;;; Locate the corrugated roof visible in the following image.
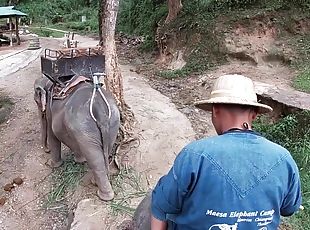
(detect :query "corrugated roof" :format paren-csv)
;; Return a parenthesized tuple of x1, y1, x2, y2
(0, 6, 27, 18)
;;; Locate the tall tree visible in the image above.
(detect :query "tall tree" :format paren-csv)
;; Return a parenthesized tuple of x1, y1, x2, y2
(98, 0, 105, 46)
(165, 0, 182, 23)
(100, 0, 134, 155)
(101, 0, 123, 107)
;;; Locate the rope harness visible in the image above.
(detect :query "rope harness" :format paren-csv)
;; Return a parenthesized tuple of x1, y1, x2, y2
(47, 70, 111, 123)
(89, 69, 112, 122)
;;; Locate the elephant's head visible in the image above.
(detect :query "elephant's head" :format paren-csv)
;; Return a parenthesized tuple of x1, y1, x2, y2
(34, 86, 46, 113)
(34, 77, 50, 114)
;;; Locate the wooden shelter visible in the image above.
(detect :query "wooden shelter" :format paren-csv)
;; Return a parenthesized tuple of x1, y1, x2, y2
(0, 6, 27, 46)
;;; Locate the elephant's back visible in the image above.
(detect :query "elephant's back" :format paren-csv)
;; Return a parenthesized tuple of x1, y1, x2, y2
(58, 83, 101, 143)
(62, 82, 118, 128)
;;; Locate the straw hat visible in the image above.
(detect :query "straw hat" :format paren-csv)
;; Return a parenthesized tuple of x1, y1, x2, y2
(194, 74, 273, 114)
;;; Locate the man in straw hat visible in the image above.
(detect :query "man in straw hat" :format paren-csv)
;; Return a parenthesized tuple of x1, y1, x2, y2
(133, 74, 302, 230)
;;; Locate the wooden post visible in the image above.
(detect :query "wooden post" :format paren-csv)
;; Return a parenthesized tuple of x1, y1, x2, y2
(15, 17, 20, 45)
(9, 17, 13, 46)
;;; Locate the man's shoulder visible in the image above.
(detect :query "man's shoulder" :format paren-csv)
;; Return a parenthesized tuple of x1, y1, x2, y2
(258, 136, 294, 161)
(182, 135, 223, 155)
(184, 133, 293, 160)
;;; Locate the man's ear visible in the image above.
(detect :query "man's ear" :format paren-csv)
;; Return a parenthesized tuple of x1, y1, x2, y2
(212, 104, 220, 117)
(251, 110, 258, 120)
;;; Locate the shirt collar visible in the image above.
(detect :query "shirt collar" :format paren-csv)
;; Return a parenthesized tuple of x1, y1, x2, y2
(221, 128, 262, 137)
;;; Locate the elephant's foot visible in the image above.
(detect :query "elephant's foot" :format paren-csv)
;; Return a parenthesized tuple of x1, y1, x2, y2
(74, 155, 87, 164)
(52, 159, 63, 168)
(45, 159, 63, 168)
(97, 189, 114, 201)
(44, 147, 50, 153)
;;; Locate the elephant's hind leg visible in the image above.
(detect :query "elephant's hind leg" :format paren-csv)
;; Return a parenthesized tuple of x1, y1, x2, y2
(48, 123, 63, 168)
(80, 145, 114, 201)
(73, 152, 87, 163)
(49, 133, 63, 168)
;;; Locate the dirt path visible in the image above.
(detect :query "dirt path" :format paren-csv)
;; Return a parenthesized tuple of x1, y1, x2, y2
(122, 65, 196, 182)
(0, 37, 196, 230)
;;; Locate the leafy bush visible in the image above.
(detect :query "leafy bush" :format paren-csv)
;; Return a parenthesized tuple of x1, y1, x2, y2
(293, 68, 310, 93)
(29, 27, 64, 38)
(254, 111, 310, 229)
(118, 0, 168, 50)
(18, 0, 99, 27)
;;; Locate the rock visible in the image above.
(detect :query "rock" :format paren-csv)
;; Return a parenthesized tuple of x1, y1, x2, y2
(118, 220, 134, 230)
(254, 81, 310, 116)
(13, 177, 23, 185)
(4, 183, 14, 192)
(70, 199, 109, 230)
(0, 197, 6, 206)
(179, 107, 192, 115)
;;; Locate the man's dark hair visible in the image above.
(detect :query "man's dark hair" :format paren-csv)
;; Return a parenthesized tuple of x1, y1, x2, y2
(215, 103, 259, 113)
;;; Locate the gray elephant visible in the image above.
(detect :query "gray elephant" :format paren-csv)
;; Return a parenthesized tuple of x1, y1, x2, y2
(34, 77, 120, 201)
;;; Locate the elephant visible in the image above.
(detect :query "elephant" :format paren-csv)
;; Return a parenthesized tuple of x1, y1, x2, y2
(34, 76, 120, 201)
(132, 192, 175, 230)
(132, 192, 152, 230)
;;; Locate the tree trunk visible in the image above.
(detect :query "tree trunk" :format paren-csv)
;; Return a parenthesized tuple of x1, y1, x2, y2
(98, 0, 106, 46)
(165, 0, 182, 23)
(15, 16, 20, 45)
(102, 0, 123, 106)
(100, 0, 135, 163)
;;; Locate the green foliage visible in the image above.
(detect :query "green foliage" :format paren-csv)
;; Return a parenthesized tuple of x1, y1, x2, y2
(294, 68, 310, 93)
(108, 167, 147, 216)
(288, 35, 310, 93)
(182, 0, 310, 12)
(17, 0, 99, 33)
(253, 111, 310, 229)
(118, 0, 168, 50)
(0, 93, 14, 125)
(158, 69, 189, 79)
(45, 157, 86, 207)
(29, 27, 64, 38)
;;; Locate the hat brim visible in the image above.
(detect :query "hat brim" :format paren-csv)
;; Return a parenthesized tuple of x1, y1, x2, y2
(194, 97, 273, 114)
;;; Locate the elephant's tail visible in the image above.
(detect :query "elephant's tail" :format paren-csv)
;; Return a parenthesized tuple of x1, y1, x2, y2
(91, 89, 120, 175)
(96, 121, 110, 175)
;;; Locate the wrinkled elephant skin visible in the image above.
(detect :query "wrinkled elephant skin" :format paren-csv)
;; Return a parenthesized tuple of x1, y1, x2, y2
(133, 192, 152, 230)
(34, 77, 120, 201)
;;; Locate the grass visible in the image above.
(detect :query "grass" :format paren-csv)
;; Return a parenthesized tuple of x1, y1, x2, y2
(29, 27, 65, 38)
(108, 167, 147, 217)
(253, 111, 310, 230)
(0, 93, 14, 125)
(288, 35, 310, 93)
(293, 68, 310, 93)
(45, 156, 86, 207)
(44, 155, 147, 218)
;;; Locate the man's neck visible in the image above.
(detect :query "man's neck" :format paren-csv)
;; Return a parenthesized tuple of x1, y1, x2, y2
(221, 121, 252, 134)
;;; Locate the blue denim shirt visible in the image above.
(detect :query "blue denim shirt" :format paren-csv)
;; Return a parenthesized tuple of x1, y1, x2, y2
(151, 130, 302, 230)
